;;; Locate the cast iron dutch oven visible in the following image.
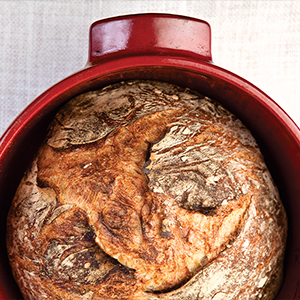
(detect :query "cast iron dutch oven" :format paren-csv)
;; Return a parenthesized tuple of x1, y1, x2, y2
(0, 13, 299, 299)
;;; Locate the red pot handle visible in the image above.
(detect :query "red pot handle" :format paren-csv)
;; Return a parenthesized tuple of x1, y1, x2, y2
(87, 13, 212, 66)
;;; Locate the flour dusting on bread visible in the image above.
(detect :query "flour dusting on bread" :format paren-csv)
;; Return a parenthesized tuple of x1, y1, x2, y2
(7, 80, 287, 300)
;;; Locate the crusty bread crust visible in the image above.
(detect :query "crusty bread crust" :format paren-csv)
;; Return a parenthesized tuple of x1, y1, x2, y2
(7, 81, 287, 299)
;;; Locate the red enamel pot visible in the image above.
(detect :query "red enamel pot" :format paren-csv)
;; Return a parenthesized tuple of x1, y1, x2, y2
(0, 13, 299, 299)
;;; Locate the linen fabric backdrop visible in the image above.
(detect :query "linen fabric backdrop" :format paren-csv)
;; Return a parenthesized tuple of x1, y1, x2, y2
(1, 0, 300, 137)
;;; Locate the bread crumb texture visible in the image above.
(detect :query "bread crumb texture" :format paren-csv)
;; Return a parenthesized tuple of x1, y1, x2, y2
(7, 81, 287, 300)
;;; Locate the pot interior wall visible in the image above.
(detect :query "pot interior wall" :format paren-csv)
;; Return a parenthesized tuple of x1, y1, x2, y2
(0, 66, 299, 299)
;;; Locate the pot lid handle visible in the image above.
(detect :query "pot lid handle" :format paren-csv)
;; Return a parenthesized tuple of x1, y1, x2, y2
(87, 13, 212, 66)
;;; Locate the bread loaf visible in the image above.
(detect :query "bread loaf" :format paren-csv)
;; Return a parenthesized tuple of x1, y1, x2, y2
(7, 80, 287, 299)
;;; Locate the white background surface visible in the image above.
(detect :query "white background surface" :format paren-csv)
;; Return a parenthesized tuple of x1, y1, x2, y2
(1, 0, 300, 138)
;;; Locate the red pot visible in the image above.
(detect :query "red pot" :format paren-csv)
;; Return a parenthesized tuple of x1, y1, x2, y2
(0, 13, 299, 299)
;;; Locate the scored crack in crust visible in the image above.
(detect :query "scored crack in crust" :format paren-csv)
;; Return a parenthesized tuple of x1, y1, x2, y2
(6, 80, 287, 300)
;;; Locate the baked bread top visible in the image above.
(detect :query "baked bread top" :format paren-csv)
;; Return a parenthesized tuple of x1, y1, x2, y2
(7, 80, 287, 300)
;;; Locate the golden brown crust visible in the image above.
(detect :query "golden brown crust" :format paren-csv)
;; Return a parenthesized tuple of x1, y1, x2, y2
(7, 80, 287, 299)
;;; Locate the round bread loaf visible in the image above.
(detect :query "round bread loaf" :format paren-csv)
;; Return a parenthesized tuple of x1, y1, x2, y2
(7, 80, 287, 300)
